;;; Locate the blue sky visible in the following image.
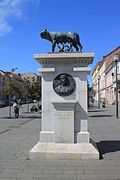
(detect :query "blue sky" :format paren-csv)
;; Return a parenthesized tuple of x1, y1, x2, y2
(0, 0, 120, 84)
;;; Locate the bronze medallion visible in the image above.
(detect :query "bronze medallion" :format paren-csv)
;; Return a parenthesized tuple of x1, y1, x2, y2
(53, 73, 76, 96)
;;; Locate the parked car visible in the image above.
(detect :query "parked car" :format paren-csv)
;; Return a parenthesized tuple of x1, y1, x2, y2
(2, 100, 9, 106)
(10, 100, 15, 106)
(0, 101, 4, 108)
(27, 99, 33, 104)
(0, 100, 8, 107)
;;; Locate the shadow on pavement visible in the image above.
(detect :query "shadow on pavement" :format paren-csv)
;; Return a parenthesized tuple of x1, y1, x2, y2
(88, 109, 107, 113)
(97, 140, 120, 159)
(0, 115, 41, 119)
(89, 114, 113, 118)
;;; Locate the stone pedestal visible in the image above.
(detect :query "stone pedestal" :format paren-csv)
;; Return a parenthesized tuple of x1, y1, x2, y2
(52, 101, 76, 143)
(29, 52, 99, 160)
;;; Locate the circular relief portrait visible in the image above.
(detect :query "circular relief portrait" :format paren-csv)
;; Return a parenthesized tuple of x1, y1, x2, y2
(53, 73, 76, 96)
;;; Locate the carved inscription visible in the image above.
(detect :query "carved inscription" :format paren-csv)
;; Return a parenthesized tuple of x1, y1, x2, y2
(56, 111, 73, 120)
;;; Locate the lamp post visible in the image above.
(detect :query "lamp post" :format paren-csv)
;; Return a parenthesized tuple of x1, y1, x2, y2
(114, 55, 120, 118)
(87, 82, 90, 109)
(0, 75, 3, 100)
(98, 75, 101, 109)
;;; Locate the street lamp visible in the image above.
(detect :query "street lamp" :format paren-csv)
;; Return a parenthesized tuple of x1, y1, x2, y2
(113, 55, 120, 118)
(87, 82, 90, 109)
(98, 75, 101, 109)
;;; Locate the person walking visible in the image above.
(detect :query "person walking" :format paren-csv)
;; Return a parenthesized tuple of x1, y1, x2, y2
(13, 101, 19, 118)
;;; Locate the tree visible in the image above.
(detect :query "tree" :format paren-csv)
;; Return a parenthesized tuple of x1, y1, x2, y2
(4, 77, 25, 98)
(4, 75, 27, 117)
(88, 85, 96, 107)
(4, 71, 41, 115)
(22, 76, 41, 112)
(23, 77, 41, 100)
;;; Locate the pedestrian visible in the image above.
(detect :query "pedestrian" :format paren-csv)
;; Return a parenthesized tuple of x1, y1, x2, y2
(13, 101, 19, 118)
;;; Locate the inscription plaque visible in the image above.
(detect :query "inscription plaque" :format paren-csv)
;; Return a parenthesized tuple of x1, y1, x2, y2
(56, 111, 72, 120)
(54, 111, 74, 143)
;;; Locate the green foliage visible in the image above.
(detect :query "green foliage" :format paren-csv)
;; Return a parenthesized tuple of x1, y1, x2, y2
(4, 74, 41, 101)
(4, 77, 27, 99)
(23, 77, 41, 101)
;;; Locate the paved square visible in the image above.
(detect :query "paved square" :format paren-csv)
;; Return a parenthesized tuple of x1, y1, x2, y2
(0, 104, 120, 179)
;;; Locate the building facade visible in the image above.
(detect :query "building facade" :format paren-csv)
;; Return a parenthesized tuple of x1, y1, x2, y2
(92, 62, 102, 103)
(21, 72, 38, 82)
(92, 46, 120, 105)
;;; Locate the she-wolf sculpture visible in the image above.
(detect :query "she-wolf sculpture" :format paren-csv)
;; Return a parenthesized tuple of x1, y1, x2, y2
(40, 29, 83, 52)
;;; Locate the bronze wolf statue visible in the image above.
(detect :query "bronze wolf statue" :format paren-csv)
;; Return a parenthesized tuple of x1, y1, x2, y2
(40, 29, 83, 52)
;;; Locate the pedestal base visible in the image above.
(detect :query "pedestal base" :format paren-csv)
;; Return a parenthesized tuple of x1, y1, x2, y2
(77, 132, 90, 143)
(29, 142, 99, 160)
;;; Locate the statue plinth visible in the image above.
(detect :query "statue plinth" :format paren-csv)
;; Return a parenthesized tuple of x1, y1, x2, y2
(34, 52, 94, 64)
(29, 52, 99, 160)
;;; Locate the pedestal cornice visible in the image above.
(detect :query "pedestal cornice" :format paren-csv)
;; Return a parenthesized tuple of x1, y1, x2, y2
(34, 52, 94, 65)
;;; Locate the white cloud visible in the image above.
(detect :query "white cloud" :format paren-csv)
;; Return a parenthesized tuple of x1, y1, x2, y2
(0, 0, 40, 36)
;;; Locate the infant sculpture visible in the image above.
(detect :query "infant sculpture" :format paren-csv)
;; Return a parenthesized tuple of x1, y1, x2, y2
(40, 29, 83, 52)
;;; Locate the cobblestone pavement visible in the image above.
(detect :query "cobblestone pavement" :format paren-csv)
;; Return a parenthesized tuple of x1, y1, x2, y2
(0, 104, 120, 180)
